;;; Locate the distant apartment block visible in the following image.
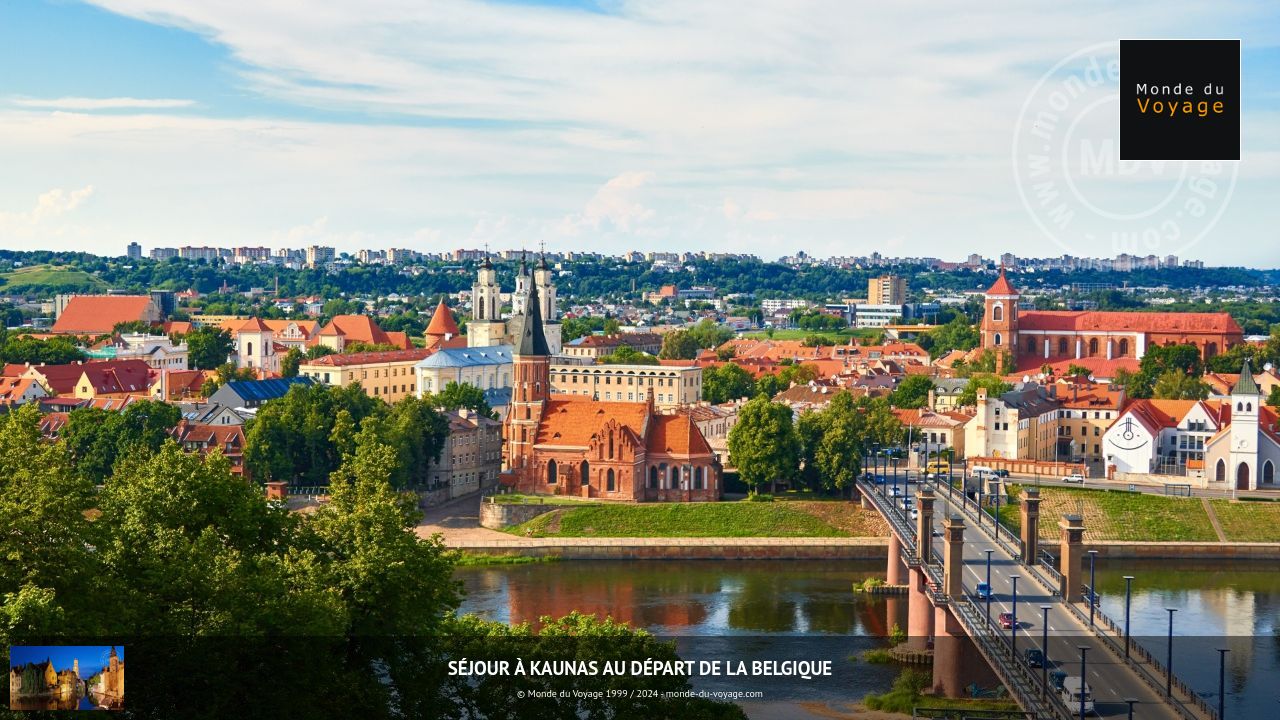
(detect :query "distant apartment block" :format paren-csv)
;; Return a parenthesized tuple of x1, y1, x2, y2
(150, 247, 179, 260)
(868, 275, 906, 305)
(126, 242, 142, 260)
(305, 245, 336, 268)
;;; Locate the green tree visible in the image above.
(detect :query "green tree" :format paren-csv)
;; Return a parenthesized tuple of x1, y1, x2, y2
(727, 396, 799, 495)
(280, 347, 304, 378)
(702, 363, 756, 404)
(1151, 369, 1210, 400)
(890, 375, 934, 409)
(0, 332, 87, 365)
(921, 315, 979, 359)
(432, 381, 497, 419)
(1268, 386, 1280, 408)
(956, 374, 1012, 407)
(185, 326, 235, 369)
(61, 400, 181, 484)
(358, 395, 451, 488)
(598, 345, 659, 365)
(244, 382, 384, 485)
(686, 318, 734, 349)
(658, 330, 700, 360)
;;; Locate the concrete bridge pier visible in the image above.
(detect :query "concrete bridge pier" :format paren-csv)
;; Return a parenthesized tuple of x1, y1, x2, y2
(1059, 513, 1085, 601)
(932, 604, 998, 697)
(886, 534, 904, 585)
(906, 568, 934, 649)
(1019, 486, 1040, 565)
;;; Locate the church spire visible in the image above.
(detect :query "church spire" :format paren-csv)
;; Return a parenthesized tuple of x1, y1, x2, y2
(1233, 358, 1261, 396)
(513, 283, 550, 356)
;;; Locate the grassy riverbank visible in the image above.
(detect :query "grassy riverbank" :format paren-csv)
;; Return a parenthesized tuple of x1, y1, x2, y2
(505, 500, 889, 538)
(995, 485, 1280, 542)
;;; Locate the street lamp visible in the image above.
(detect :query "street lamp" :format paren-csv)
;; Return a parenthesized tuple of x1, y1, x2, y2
(1217, 648, 1229, 720)
(1010, 575, 1020, 653)
(1087, 549, 1098, 628)
(1123, 575, 1135, 659)
(1124, 699, 1138, 720)
(1165, 608, 1178, 696)
(985, 549, 995, 619)
(1040, 605, 1051, 692)
(1077, 646, 1090, 720)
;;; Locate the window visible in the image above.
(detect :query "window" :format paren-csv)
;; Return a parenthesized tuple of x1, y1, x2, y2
(1118, 338, 1129, 356)
(994, 332, 1002, 346)
(648, 466, 659, 489)
(1088, 338, 1098, 356)
(547, 460, 558, 484)
(1058, 338, 1068, 356)
(580, 461, 590, 486)
(1027, 337, 1036, 353)
(992, 304, 1003, 322)
(607, 469, 616, 491)
(1215, 459, 1226, 483)
(1264, 461, 1275, 485)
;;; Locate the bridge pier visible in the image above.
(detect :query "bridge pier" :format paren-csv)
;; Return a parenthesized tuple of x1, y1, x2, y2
(932, 605, 998, 697)
(943, 514, 965, 599)
(886, 534, 904, 585)
(1059, 513, 1085, 601)
(906, 568, 934, 649)
(915, 488, 935, 562)
(1019, 486, 1040, 565)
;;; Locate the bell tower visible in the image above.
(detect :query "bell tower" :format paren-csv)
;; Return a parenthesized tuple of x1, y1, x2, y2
(533, 251, 562, 354)
(1229, 358, 1260, 490)
(505, 284, 551, 480)
(981, 266, 1020, 368)
(468, 254, 506, 348)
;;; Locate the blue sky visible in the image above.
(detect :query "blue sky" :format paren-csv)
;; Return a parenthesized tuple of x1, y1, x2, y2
(1, 1, 1278, 265)
(10, 645, 123, 678)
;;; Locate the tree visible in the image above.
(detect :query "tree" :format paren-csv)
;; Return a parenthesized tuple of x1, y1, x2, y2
(244, 382, 384, 485)
(702, 363, 756, 404)
(890, 375, 935, 409)
(61, 400, 181, 484)
(280, 347, 304, 378)
(956, 375, 1012, 407)
(1268, 386, 1280, 408)
(658, 330, 700, 360)
(1151, 369, 1210, 400)
(185, 326, 235, 369)
(0, 332, 86, 365)
(727, 396, 799, 494)
(801, 334, 835, 347)
(922, 316, 979, 359)
(433, 381, 497, 419)
(598, 345, 659, 365)
(1066, 364, 1091, 378)
(686, 318, 734, 350)
(344, 341, 401, 354)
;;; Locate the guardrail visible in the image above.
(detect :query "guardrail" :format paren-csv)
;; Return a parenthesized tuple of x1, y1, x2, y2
(286, 485, 329, 500)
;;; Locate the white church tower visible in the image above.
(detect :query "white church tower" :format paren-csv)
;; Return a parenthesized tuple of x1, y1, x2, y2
(533, 253, 562, 354)
(468, 255, 507, 348)
(1229, 359, 1261, 490)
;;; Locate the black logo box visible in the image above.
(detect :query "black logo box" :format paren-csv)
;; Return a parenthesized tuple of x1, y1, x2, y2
(1120, 39, 1240, 160)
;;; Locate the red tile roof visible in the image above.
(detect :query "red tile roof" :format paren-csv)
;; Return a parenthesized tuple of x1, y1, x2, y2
(536, 399, 650, 447)
(52, 295, 157, 335)
(648, 413, 713, 455)
(985, 268, 1019, 296)
(301, 348, 434, 367)
(20, 359, 153, 395)
(311, 314, 410, 349)
(425, 298, 461, 337)
(1012, 355, 1141, 379)
(1018, 310, 1242, 335)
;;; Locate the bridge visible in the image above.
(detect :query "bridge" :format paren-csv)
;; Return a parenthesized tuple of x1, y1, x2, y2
(855, 475, 1218, 720)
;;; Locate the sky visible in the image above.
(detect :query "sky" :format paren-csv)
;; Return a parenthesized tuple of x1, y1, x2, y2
(0, 1, 1278, 265)
(10, 645, 123, 678)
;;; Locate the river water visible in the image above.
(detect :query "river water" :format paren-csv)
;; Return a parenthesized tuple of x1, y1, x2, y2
(457, 558, 1279, 719)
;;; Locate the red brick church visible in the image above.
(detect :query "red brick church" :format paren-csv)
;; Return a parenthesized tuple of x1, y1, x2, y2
(981, 268, 1244, 374)
(502, 285, 721, 501)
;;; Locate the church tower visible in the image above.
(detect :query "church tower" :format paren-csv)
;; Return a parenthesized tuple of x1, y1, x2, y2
(505, 284, 551, 481)
(468, 255, 506, 348)
(511, 252, 532, 316)
(981, 267, 1020, 369)
(533, 253, 562, 354)
(1229, 358, 1260, 490)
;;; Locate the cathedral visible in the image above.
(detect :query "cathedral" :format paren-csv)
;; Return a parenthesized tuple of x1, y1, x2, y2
(980, 267, 1244, 373)
(469, 253, 562, 354)
(501, 284, 721, 501)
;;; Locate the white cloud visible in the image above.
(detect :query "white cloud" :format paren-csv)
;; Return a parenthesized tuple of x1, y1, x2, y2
(12, 97, 195, 110)
(0, 186, 95, 237)
(273, 216, 329, 244)
(560, 171, 656, 235)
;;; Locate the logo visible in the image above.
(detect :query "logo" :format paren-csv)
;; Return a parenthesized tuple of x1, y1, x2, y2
(1107, 417, 1148, 452)
(1120, 40, 1240, 160)
(1013, 42, 1237, 257)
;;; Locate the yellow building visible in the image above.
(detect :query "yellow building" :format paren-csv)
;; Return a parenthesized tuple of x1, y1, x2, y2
(550, 363, 702, 407)
(299, 348, 433, 403)
(1054, 380, 1126, 472)
(868, 275, 906, 305)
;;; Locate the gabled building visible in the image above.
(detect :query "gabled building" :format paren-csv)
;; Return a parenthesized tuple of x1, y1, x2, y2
(502, 285, 720, 501)
(309, 314, 412, 353)
(963, 383, 1062, 461)
(170, 421, 248, 476)
(14, 359, 153, 399)
(207, 376, 313, 409)
(0, 376, 47, 408)
(299, 348, 433, 403)
(51, 294, 163, 335)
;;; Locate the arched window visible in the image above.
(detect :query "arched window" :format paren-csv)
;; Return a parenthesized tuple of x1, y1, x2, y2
(1215, 459, 1226, 482)
(246, 341, 254, 357)
(992, 304, 1003, 322)
(993, 333, 1002, 347)
(1264, 460, 1275, 485)
(693, 466, 704, 490)
(606, 469, 616, 491)
(608, 433, 614, 459)
(1088, 338, 1098, 356)
(648, 466, 658, 489)
(580, 460, 590, 486)
(1058, 338, 1068, 356)
(1118, 338, 1129, 357)
(1206, 342, 1218, 358)
(659, 463, 668, 488)
(1237, 462, 1251, 490)
(547, 460, 558, 484)
(1236, 402, 1243, 412)
(1026, 337, 1036, 353)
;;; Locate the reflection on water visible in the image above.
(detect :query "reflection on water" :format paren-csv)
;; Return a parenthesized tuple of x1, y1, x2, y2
(9, 693, 96, 710)
(456, 559, 903, 637)
(1096, 559, 1279, 720)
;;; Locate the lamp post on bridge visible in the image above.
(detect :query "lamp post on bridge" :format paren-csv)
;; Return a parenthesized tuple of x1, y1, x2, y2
(1123, 575, 1135, 659)
(1165, 607, 1178, 697)
(1124, 698, 1138, 720)
(1040, 605, 1051, 693)
(1077, 646, 1089, 720)
(984, 549, 994, 619)
(1217, 647, 1229, 720)
(1087, 549, 1098, 628)
(1009, 574, 1020, 654)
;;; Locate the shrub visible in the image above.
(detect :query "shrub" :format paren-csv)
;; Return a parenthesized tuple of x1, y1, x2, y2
(888, 622, 906, 647)
(747, 493, 775, 502)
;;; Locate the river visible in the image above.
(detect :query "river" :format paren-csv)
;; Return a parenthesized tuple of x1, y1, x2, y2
(457, 558, 1280, 719)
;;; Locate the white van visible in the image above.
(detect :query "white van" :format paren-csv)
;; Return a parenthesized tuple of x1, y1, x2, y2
(971, 466, 998, 480)
(1061, 677, 1094, 715)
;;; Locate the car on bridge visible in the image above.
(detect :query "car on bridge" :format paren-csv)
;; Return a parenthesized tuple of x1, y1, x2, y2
(1024, 648, 1045, 667)
(974, 582, 992, 599)
(1061, 676, 1095, 715)
(1049, 670, 1067, 692)
(998, 611, 1015, 629)
(1062, 473, 1086, 484)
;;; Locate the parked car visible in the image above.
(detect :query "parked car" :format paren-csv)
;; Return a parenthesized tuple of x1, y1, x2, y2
(1062, 473, 1086, 484)
(974, 582, 992, 599)
(998, 612, 1015, 629)
(1024, 648, 1045, 667)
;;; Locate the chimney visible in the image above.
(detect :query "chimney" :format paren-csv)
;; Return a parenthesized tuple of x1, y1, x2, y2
(927, 388, 936, 409)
